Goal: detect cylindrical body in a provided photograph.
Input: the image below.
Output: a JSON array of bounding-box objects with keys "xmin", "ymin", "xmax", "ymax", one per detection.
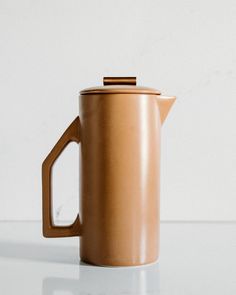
[{"xmin": 79, "ymin": 93, "xmax": 161, "ymax": 266}]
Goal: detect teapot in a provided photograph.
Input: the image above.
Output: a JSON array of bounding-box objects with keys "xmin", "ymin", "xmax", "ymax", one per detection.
[{"xmin": 42, "ymin": 77, "xmax": 175, "ymax": 266}]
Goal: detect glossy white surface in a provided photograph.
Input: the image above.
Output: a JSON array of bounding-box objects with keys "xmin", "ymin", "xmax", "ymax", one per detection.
[{"xmin": 0, "ymin": 222, "xmax": 235, "ymax": 294}]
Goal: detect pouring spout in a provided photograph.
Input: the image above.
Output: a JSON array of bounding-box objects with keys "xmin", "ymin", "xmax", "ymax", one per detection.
[{"xmin": 156, "ymin": 96, "xmax": 176, "ymax": 125}]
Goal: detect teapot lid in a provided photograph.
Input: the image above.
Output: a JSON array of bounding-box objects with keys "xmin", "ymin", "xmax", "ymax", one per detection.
[{"xmin": 80, "ymin": 77, "xmax": 161, "ymax": 95}]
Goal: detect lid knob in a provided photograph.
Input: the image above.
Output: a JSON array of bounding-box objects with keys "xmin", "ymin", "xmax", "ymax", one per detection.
[{"xmin": 103, "ymin": 77, "xmax": 136, "ymax": 86}]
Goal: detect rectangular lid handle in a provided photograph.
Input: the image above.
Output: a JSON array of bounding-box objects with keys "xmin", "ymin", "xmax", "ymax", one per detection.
[{"xmin": 103, "ymin": 77, "xmax": 136, "ymax": 86}]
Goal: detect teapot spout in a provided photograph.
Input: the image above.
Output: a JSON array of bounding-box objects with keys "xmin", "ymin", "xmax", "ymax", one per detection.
[{"xmin": 156, "ymin": 96, "xmax": 176, "ymax": 125}]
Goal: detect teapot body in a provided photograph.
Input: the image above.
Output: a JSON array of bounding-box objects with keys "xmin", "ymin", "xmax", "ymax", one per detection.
[{"xmin": 79, "ymin": 93, "xmax": 161, "ymax": 266}]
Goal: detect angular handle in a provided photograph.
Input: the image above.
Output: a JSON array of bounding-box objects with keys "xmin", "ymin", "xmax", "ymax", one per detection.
[
  {"xmin": 103, "ymin": 77, "xmax": 136, "ymax": 86},
  {"xmin": 42, "ymin": 117, "xmax": 81, "ymax": 237}
]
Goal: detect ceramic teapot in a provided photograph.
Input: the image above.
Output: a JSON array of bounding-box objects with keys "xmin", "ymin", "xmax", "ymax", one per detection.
[{"xmin": 42, "ymin": 77, "xmax": 175, "ymax": 266}]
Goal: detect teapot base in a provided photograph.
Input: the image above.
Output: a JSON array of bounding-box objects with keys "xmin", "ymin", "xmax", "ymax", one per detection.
[{"xmin": 80, "ymin": 256, "xmax": 159, "ymax": 267}]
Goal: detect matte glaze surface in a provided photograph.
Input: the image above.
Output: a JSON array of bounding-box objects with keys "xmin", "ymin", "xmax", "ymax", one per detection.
[
  {"xmin": 79, "ymin": 94, "xmax": 161, "ymax": 266},
  {"xmin": 42, "ymin": 79, "xmax": 175, "ymax": 266}
]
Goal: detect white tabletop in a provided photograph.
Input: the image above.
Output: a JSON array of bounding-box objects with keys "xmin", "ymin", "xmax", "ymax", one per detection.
[{"xmin": 0, "ymin": 222, "xmax": 235, "ymax": 295}]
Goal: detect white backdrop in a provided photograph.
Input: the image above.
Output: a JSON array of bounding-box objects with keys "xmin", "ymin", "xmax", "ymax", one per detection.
[{"xmin": 0, "ymin": 0, "xmax": 235, "ymax": 221}]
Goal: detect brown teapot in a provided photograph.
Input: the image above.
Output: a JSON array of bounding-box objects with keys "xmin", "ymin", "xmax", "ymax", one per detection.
[{"xmin": 42, "ymin": 77, "xmax": 176, "ymax": 266}]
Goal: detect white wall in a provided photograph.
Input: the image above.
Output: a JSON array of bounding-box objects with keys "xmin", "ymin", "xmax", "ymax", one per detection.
[{"xmin": 0, "ymin": 0, "xmax": 235, "ymax": 221}]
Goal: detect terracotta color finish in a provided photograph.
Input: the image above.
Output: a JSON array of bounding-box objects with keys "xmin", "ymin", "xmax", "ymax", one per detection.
[
  {"xmin": 79, "ymin": 93, "xmax": 160, "ymax": 266},
  {"xmin": 103, "ymin": 76, "xmax": 136, "ymax": 85},
  {"xmin": 80, "ymin": 85, "xmax": 161, "ymax": 96},
  {"xmin": 42, "ymin": 117, "xmax": 81, "ymax": 237},
  {"xmin": 157, "ymin": 96, "xmax": 176, "ymax": 124},
  {"xmin": 42, "ymin": 77, "xmax": 175, "ymax": 266}
]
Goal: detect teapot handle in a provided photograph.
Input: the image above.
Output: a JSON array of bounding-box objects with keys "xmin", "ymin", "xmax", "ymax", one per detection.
[{"xmin": 42, "ymin": 117, "xmax": 81, "ymax": 237}]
